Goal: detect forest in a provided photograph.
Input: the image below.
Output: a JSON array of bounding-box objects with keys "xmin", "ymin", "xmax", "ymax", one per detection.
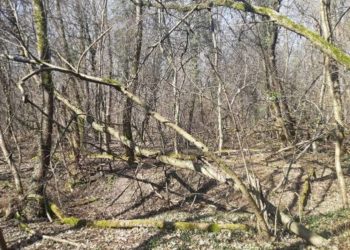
[{"xmin": 0, "ymin": 0, "xmax": 350, "ymax": 249}]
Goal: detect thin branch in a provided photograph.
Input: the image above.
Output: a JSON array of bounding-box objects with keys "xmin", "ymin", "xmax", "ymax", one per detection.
[
  {"xmin": 76, "ymin": 26, "xmax": 112, "ymax": 73},
  {"xmin": 333, "ymin": 5, "xmax": 350, "ymax": 31},
  {"xmin": 141, "ymin": 4, "xmax": 198, "ymax": 65}
]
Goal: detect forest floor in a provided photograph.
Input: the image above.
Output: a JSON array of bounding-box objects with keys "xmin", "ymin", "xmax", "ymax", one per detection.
[{"xmin": 1, "ymin": 142, "xmax": 350, "ymax": 249}]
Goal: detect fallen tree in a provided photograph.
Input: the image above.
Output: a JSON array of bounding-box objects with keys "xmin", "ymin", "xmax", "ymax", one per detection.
[
  {"xmin": 4, "ymin": 0, "xmax": 347, "ymax": 240},
  {"xmin": 0, "ymin": 53, "xmax": 328, "ymax": 245},
  {"xmin": 2, "ymin": 0, "xmax": 348, "ymax": 247},
  {"xmin": 53, "ymin": 89, "xmax": 328, "ymax": 247},
  {"xmin": 49, "ymin": 203, "xmax": 249, "ymax": 232}
]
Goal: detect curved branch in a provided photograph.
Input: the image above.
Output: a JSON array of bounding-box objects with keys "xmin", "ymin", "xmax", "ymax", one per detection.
[{"xmin": 143, "ymin": 0, "xmax": 350, "ymax": 69}]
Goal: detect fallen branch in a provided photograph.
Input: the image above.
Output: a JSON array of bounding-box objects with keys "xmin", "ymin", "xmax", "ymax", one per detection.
[
  {"xmin": 53, "ymin": 90, "xmax": 270, "ymax": 237},
  {"xmin": 49, "ymin": 203, "xmax": 249, "ymax": 232},
  {"xmin": 53, "ymin": 90, "xmax": 329, "ymax": 246},
  {"xmin": 3, "ymin": 52, "xmax": 328, "ymax": 245},
  {"xmin": 264, "ymin": 200, "xmax": 327, "ymax": 247},
  {"xmin": 54, "ymin": 90, "xmax": 228, "ymax": 182}
]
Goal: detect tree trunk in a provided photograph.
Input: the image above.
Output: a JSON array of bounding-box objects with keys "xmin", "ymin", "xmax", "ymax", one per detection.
[
  {"xmin": 122, "ymin": 0, "xmax": 143, "ymax": 164},
  {"xmin": 27, "ymin": 0, "xmax": 54, "ymax": 218},
  {"xmin": 209, "ymin": 8, "xmax": 223, "ymax": 153},
  {"xmin": 320, "ymin": 0, "xmax": 348, "ymax": 208},
  {"xmin": 257, "ymin": 0, "xmax": 295, "ymax": 145},
  {"xmin": 55, "ymin": 0, "xmax": 83, "ymax": 178},
  {"xmin": 157, "ymin": 8, "xmax": 180, "ymax": 153}
]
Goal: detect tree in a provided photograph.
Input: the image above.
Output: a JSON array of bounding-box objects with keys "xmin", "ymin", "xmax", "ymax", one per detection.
[
  {"xmin": 320, "ymin": 0, "xmax": 348, "ymax": 208},
  {"xmin": 255, "ymin": 0, "xmax": 295, "ymax": 145},
  {"xmin": 3, "ymin": 0, "xmax": 350, "ymax": 247},
  {"xmin": 122, "ymin": 0, "xmax": 143, "ymax": 164},
  {"xmin": 25, "ymin": 0, "xmax": 54, "ymax": 218}
]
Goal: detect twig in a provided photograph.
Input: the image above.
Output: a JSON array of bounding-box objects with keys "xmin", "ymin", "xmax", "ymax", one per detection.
[
  {"xmin": 76, "ymin": 26, "xmax": 112, "ymax": 73},
  {"xmin": 107, "ymin": 182, "xmax": 132, "ymax": 207},
  {"xmin": 16, "ymin": 216, "xmax": 85, "ymax": 248},
  {"xmin": 42, "ymin": 235, "xmax": 85, "ymax": 248},
  {"xmin": 141, "ymin": 4, "xmax": 198, "ymax": 65}
]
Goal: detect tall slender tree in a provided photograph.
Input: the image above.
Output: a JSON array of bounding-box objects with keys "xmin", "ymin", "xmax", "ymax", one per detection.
[
  {"xmin": 26, "ymin": 0, "xmax": 54, "ymax": 218},
  {"xmin": 122, "ymin": 0, "xmax": 143, "ymax": 164},
  {"xmin": 320, "ymin": 0, "xmax": 348, "ymax": 208}
]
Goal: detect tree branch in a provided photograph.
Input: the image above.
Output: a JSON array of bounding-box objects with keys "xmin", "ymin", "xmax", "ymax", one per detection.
[{"xmin": 142, "ymin": 0, "xmax": 350, "ymax": 69}]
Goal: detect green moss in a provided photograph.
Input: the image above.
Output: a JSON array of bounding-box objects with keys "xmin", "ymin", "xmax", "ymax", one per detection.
[
  {"xmin": 62, "ymin": 217, "xmax": 82, "ymax": 226},
  {"xmin": 101, "ymin": 78, "xmax": 123, "ymax": 91},
  {"xmin": 208, "ymin": 224, "xmax": 221, "ymax": 232},
  {"xmin": 102, "ymin": 78, "xmax": 122, "ymax": 86},
  {"xmin": 215, "ymin": 0, "xmax": 350, "ymax": 69},
  {"xmin": 49, "ymin": 203, "xmax": 248, "ymax": 234},
  {"xmin": 92, "ymin": 220, "xmax": 114, "ymax": 228},
  {"xmin": 33, "ymin": 0, "xmax": 50, "ymax": 61},
  {"xmin": 167, "ymin": 152, "xmax": 197, "ymax": 161},
  {"xmin": 267, "ymin": 91, "xmax": 281, "ymax": 102},
  {"xmin": 263, "ymin": 6, "xmax": 350, "ymax": 68},
  {"xmin": 49, "ymin": 203, "xmax": 65, "ymax": 220}
]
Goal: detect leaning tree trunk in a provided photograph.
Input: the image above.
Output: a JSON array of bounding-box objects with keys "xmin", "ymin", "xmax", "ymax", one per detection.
[
  {"xmin": 320, "ymin": 0, "xmax": 348, "ymax": 208},
  {"xmin": 26, "ymin": 0, "xmax": 54, "ymax": 219},
  {"xmin": 122, "ymin": 0, "xmax": 143, "ymax": 165}
]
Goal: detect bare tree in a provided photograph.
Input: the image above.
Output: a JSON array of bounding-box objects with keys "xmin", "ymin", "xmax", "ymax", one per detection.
[
  {"xmin": 26, "ymin": 0, "xmax": 54, "ymax": 218},
  {"xmin": 255, "ymin": 0, "xmax": 295, "ymax": 145},
  {"xmin": 320, "ymin": 0, "xmax": 348, "ymax": 208},
  {"xmin": 122, "ymin": 0, "xmax": 143, "ymax": 164}
]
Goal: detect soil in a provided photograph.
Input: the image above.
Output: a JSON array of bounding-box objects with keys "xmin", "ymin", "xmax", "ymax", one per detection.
[{"xmin": 1, "ymin": 145, "xmax": 350, "ymax": 249}]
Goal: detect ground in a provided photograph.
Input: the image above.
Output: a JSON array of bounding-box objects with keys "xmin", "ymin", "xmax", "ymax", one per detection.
[{"xmin": 1, "ymin": 142, "xmax": 350, "ymax": 249}]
